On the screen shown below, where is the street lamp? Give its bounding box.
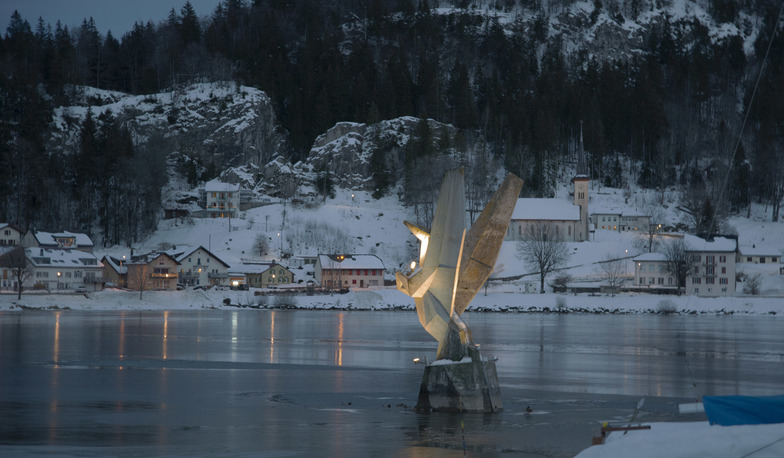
[57,271,61,293]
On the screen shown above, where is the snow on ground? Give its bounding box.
[576,421,784,457]
[1,288,782,315]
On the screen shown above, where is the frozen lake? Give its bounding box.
[1,310,783,457]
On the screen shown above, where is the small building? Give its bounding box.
[0,223,23,247]
[22,230,95,253]
[736,245,780,265]
[26,247,104,292]
[101,255,129,287]
[592,206,651,232]
[167,246,231,287]
[315,254,385,289]
[633,252,677,291]
[202,180,241,218]
[242,262,294,288]
[126,252,179,291]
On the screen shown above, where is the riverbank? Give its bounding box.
[0,287,781,315]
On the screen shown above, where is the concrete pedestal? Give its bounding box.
[415,350,503,413]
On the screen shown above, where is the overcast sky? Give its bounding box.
[1,0,223,37]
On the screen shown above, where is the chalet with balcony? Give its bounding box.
[126,252,179,291]
[166,245,230,287]
[201,180,240,218]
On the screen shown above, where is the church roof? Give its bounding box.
[511,198,580,221]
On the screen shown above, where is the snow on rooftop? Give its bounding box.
[512,198,580,221]
[684,235,737,253]
[34,230,94,247]
[738,245,781,257]
[204,180,240,192]
[634,253,667,262]
[318,254,385,270]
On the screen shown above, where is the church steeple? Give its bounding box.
[576,120,588,178]
[572,121,589,241]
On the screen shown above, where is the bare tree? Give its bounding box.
[598,254,625,297]
[639,200,665,253]
[253,233,269,256]
[662,238,693,296]
[516,222,570,294]
[742,273,762,296]
[0,247,33,300]
[127,263,152,300]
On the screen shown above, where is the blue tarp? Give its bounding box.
[702,395,784,426]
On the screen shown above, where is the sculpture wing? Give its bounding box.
[453,173,523,316]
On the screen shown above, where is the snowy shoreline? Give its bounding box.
[1,287,781,315]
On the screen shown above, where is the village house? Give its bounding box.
[506,127,590,242]
[633,252,677,292]
[201,180,240,218]
[22,230,95,254]
[736,245,781,265]
[101,255,128,287]
[126,252,179,291]
[634,235,737,297]
[242,262,294,288]
[166,246,231,287]
[592,206,651,232]
[26,247,103,292]
[0,223,22,247]
[315,254,385,289]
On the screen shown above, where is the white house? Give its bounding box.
[633,252,677,291]
[315,254,385,289]
[0,223,22,247]
[26,248,103,291]
[203,180,240,218]
[685,235,737,297]
[22,230,95,253]
[166,245,231,287]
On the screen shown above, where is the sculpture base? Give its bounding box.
[415,352,502,413]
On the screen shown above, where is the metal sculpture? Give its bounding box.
[397,168,523,412]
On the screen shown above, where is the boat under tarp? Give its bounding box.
[702,395,784,426]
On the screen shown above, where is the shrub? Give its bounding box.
[273,295,296,309]
[256,295,269,307]
[657,300,677,314]
[223,297,231,306]
[555,296,567,311]
[743,273,762,296]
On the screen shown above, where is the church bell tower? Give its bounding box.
[572,122,589,241]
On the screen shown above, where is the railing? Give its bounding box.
[208,272,228,278]
[151,273,178,278]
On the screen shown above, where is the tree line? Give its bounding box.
[2,0,784,244]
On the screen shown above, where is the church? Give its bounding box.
[504,127,590,242]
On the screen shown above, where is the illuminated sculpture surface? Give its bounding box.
[396,168,523,411]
